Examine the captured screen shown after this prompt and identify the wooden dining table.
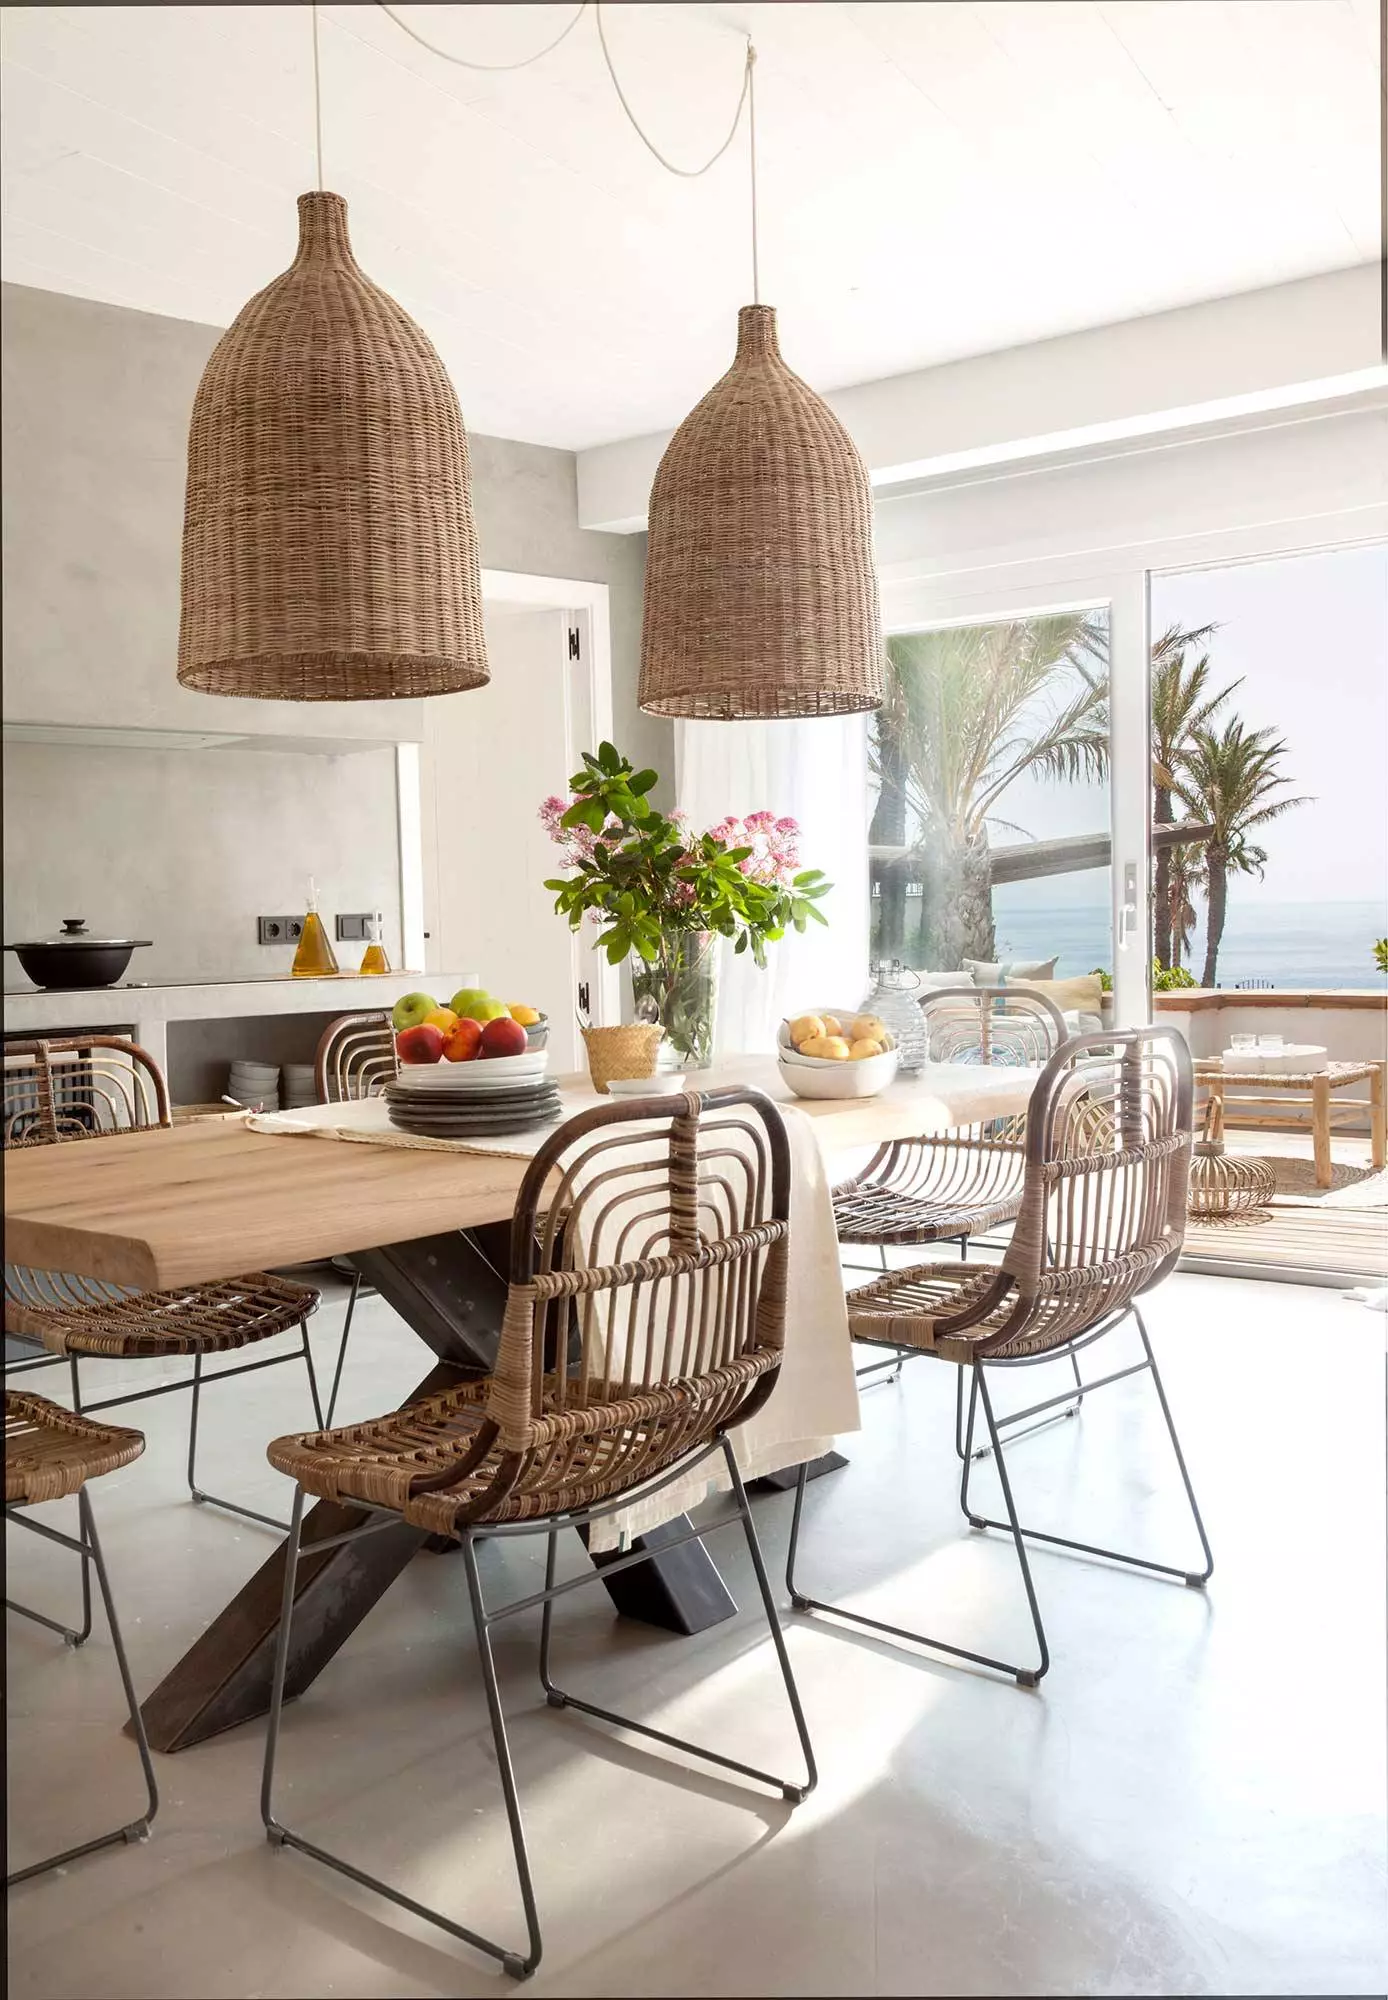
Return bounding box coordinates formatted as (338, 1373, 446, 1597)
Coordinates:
(5, 1054, 1037, 1754)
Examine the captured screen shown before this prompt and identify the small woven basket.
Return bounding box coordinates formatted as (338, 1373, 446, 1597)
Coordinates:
(582, 1025, 664, 1096)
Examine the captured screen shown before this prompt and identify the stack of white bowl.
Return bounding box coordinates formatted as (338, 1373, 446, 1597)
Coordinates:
(281, 1063, 318, 1109)
(227, 1059, 280, 1110)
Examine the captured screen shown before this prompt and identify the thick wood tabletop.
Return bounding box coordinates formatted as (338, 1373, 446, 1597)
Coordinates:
(3, 1056, 1036, 1291)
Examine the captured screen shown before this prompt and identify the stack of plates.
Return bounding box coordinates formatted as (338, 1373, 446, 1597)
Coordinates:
(227, 1059, 280, 1110)
(282, 1063, 319, 1109)
(386, 1048, 560, 1137)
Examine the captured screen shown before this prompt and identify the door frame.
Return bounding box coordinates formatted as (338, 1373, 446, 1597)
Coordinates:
(403, 568, 620, 1032)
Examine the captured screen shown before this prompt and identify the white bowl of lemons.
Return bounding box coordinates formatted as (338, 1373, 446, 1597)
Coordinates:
(776, 1010, 899, 1099)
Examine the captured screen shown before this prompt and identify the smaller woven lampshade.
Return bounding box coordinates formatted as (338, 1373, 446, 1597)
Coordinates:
(639, 304, 882, 720)
(179, 191, 488, 702)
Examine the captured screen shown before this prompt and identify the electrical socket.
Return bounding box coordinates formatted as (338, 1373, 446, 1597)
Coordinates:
(257, 915, 305, 946)
(335, 913, 375, 943)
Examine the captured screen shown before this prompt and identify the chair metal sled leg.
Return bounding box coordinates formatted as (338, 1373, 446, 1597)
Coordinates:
(263, 1440, 818, 1981)
(788, 1360, 1050, 1687)
(954, 1348, 1086, 1462)
(539, 1438, 818, 1804)
(323, 1272, 360, 1429)
(960, 1310, 1214, 1589)
(6, 1489, 159, 1884)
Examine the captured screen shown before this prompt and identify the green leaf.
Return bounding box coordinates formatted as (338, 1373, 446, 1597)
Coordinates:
(629, 768, 658, 794)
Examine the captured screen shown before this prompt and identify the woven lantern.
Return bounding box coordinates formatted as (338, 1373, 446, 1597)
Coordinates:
(179, 191, 488, 702)
(639, 304, 882, 720)
(1187, 1140, 1277, 1220)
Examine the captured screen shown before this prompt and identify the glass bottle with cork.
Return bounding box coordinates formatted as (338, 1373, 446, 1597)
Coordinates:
(291, 878, 340, 977)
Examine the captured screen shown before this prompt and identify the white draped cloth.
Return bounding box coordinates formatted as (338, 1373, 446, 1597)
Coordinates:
(675, 716, 873, 1057)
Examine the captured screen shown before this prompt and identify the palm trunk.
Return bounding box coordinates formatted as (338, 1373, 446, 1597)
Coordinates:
(869, 723, 909, 961)
(1201, 850, 1228, 987)
(1153, 782, 1174, 968)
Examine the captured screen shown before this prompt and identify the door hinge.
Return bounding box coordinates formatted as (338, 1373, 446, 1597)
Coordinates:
(568, 625, 581, 661)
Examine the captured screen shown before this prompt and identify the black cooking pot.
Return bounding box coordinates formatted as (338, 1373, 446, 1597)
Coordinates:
(5, 919, 152, 990)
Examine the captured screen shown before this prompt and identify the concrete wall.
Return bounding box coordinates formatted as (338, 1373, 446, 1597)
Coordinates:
(2, 738, 402, 986)
(1, 281, 667, 985)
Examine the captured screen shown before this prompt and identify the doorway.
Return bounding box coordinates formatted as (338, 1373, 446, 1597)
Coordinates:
(414, 571, 617, 1074)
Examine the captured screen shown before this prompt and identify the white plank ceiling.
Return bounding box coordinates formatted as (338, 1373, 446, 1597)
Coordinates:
(1, 2, 1378, 449)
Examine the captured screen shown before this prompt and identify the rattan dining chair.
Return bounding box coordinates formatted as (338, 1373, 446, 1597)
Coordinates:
(832, 984, 1069, 1425)
(791, 1026, 1211, 1687)
(260, 1085, 816, 1980)
(312, 1011, 400, 1424)
(3, 1037, 322, 1533)
(6, 1390, 159, 1883)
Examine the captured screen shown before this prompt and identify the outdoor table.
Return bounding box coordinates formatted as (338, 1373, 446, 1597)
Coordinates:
(1197, 1057, 1385, 1187)
(4, 1055, 1037, 1753)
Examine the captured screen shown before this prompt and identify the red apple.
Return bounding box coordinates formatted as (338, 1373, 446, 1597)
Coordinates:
(443, 1018, 483, 1063)
(480, 1014, 528, 1059)
(396, 1022, 445, 1065)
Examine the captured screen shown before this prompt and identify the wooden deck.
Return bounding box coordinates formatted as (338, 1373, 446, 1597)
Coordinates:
(1181, 1205, 1388, 1281)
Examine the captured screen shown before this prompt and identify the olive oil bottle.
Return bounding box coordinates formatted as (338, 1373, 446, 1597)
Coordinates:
(291, 878, 340, 977)
(358, 912, 391, 976)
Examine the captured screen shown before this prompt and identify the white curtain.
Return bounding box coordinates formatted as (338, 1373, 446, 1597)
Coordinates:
(675, 716, 872, 1055)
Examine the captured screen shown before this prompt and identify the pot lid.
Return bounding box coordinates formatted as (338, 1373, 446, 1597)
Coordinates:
(5, 919, 152, 948)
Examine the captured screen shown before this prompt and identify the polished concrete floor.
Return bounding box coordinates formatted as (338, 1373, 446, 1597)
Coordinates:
(7, 1268, 1386, 1998)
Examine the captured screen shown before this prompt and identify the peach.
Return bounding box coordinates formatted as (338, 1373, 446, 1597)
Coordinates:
(396, 1023, 445, 1065)
(443, 1019, 483, 1062)
(480, 1014, 528, 1059)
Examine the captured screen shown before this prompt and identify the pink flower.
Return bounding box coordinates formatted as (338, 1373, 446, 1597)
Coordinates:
(774, 816, 800, 835)
(743, 810, 776, 833)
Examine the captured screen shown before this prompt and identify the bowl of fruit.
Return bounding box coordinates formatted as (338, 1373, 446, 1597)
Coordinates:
(391, 988, 548, 1089)
(777, 1010, 899, 1100)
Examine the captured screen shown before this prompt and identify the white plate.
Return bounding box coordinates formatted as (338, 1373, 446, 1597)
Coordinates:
(395, 1049, 549, 1091)
(604, 1074, 685, 1098)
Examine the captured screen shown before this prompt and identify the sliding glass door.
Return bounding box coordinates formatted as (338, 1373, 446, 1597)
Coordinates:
(869, 606, 1113, 1017)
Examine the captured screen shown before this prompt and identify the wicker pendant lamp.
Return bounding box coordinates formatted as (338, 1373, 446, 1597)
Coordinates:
(639, 302, 881, 718)
(178, 188, 487, 701)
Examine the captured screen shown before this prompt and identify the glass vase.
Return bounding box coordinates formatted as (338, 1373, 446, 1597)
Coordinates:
(630, 928, 719, 1070)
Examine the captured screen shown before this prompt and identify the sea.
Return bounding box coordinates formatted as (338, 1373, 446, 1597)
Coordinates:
(988, 894, 1388, 991)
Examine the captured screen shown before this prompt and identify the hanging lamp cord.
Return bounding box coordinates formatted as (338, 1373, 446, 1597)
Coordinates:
(369, 3, 759, 291)
(311, 1, 324, 189)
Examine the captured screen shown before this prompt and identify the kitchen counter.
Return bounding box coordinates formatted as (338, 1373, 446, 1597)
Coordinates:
(3, 973, 460, 1098)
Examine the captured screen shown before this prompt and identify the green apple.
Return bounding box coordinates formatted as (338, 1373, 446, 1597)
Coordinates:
(391, 991, 437, 1032)
(449, 987, 494, 1020)
(470, 998, 509, 1024)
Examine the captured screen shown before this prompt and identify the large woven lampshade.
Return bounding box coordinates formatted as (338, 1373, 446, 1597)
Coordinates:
(639, 303, 881, 720)
(179, 191, 488, 701)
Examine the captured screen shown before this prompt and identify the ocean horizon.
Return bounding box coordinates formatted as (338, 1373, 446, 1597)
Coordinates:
(988, 895, 1388, 990)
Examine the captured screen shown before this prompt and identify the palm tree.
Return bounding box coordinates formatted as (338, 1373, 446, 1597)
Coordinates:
(1148, 623, 1230, 968)
(1174, 720, 1311, 986)
(871, 614, 1108, 968)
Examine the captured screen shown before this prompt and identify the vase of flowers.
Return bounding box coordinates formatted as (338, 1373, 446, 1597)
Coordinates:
(541, 742, 831, 1068)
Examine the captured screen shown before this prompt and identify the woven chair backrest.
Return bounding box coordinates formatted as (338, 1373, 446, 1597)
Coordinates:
(484, 1087, 792, 1483)
(919, 985, 1068, 1067)
(314, 1012, 399, 1104)
(1003, 1026, 1192, 1312)
(2, 1036, 170, 1149)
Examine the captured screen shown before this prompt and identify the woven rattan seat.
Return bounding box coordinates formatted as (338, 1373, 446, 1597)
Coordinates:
(4, 1036, 323, 1533)
(831, 988, 1065, 1258)
(4, 1389, 145, 1505)
(5, 1390, 159, 1882)
(269, 1353, 773, 1535)
(832, 1182, 1022, 1245)
(6, 1270, 316, 1357)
